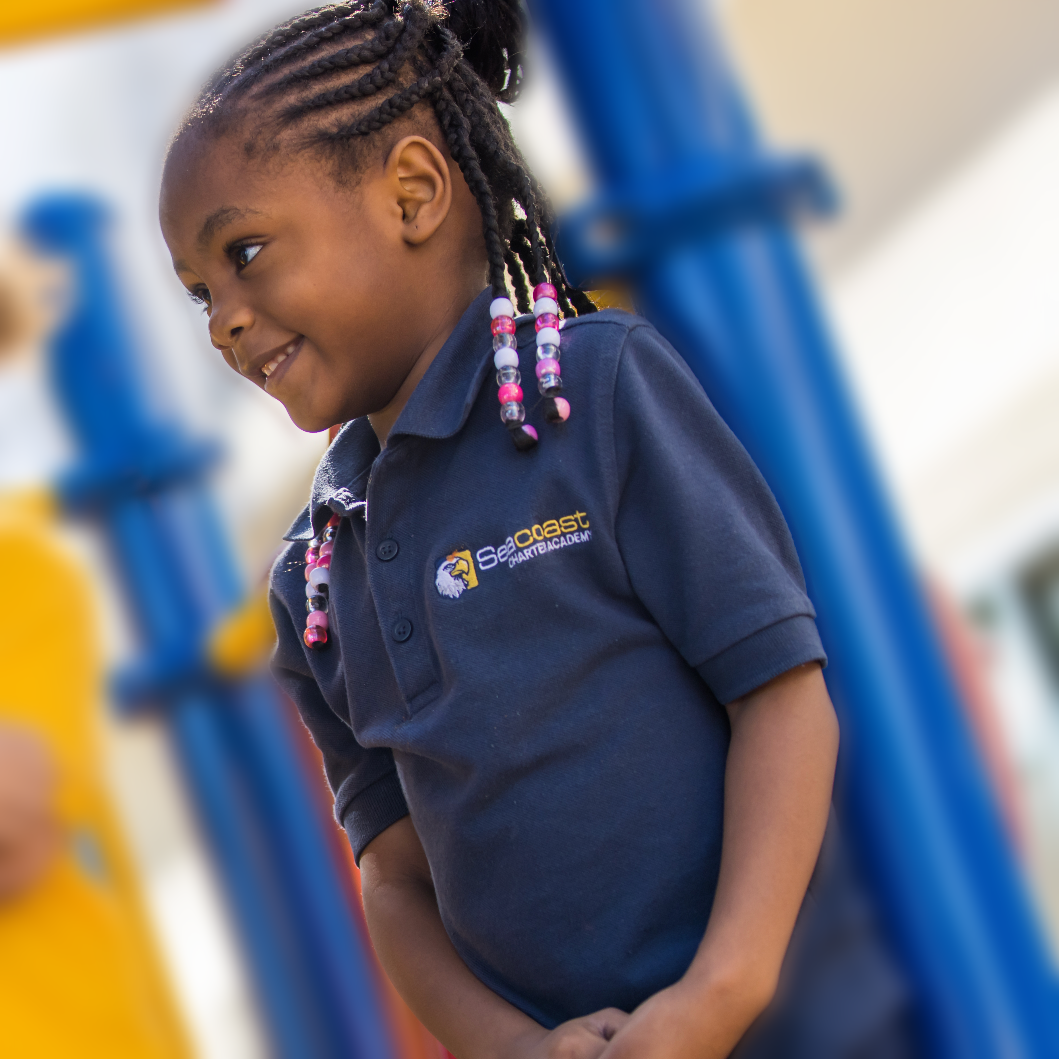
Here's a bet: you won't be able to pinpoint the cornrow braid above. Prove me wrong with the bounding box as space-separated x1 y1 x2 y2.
185 0 594 450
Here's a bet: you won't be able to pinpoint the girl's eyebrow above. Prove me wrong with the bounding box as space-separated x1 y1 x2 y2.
197 205 265 248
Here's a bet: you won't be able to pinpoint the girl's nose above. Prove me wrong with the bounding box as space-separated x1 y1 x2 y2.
208 298 255 369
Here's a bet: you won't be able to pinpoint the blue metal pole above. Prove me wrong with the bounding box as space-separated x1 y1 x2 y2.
22 194 395 1059
529 2 1059 1055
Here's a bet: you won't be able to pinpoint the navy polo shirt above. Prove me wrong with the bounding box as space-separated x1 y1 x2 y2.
269 289 835 1026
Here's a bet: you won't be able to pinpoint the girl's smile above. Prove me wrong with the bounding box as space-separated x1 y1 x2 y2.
259 336 303 391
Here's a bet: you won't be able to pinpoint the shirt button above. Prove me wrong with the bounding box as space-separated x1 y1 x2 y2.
376 538 399 561
392 618 413 643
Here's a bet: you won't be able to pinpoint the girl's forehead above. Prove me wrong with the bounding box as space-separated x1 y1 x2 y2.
162 133 277 239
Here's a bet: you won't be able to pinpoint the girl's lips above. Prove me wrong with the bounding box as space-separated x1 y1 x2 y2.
262 336 303 392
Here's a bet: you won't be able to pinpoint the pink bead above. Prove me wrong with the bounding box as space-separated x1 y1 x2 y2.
533 282 558 302
491 316 516 336
535 358 560 379
535 313 559 332
497 383 523 404
304 547 318 564
304 562 317 581
552 397 571 421
307 610 329 629
317 553 332 569
522 424 538 442
304 625 327 648
319 541 334 557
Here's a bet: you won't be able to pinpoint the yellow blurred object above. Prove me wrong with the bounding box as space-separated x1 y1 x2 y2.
0 0 214 46
587 287 636 312
0 489 191 1058
209 587 277 677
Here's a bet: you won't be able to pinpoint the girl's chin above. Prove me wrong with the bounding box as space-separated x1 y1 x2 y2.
285 402 339 434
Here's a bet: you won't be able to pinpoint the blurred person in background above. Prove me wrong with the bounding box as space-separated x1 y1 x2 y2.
0 231 191 1058
160 3 913 1058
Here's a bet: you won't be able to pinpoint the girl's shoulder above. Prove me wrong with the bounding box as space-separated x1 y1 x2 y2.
524 306 705 406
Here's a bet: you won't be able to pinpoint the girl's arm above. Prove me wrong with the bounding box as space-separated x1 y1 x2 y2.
360 816 628 1059
600 662 839 1059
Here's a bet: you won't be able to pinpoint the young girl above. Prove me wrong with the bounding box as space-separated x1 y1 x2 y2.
160 3 912 1056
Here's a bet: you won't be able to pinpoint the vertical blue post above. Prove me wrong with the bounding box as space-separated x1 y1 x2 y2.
22 195 395 1059
529 2 1059 1055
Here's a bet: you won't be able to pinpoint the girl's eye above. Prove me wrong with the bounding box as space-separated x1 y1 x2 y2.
235 244 263 269
187 287 211 311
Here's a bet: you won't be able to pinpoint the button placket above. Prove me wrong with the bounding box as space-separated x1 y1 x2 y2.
364 446 438 708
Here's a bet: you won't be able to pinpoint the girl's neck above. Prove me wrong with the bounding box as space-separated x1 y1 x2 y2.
367 279 486 447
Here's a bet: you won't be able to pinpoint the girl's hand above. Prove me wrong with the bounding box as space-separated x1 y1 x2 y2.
514 1008 629 1059
597 981 725 1059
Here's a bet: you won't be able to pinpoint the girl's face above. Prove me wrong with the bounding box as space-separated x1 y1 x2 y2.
159 129 485 434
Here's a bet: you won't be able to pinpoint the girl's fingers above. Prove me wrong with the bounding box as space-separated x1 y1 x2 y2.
583 1008 630 1041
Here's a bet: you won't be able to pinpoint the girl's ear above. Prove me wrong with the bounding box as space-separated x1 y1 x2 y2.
387 135 453 246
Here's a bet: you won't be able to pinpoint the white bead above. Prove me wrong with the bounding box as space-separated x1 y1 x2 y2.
533 297 559 318
535 327 561 347
309 566 330 588
305 580 319 598
490 297 515 319
494 347 519 369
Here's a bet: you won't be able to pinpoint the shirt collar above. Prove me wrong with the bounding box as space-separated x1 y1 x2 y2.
283 287 495 542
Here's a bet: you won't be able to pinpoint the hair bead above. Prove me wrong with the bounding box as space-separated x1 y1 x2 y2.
533 297 559 318
547 397 571 422
491 316 516 336
494 346 519 369
535 358 560 379
302 513 340 649
304 624 327 649
493 332 517 351
489 297 515 319
535 326 560 347
533 282 558 302
500 400 524 424
497 382 523 404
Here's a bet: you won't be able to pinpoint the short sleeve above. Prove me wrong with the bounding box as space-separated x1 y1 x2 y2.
269 584 409 861
612 323 825 704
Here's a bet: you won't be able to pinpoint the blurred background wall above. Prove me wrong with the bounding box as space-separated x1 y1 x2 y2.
2 0 1059 1054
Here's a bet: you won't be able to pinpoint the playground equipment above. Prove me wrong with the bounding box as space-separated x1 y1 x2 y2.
529 0 1059 1055
20 195 397 1059
0 488 191 1059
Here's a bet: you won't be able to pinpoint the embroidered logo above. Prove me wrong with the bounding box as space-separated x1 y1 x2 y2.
435 550 479 599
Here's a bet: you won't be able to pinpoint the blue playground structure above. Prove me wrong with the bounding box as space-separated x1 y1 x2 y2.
17 2 1059 1057
21 195 397 1059
531 0 1059 1056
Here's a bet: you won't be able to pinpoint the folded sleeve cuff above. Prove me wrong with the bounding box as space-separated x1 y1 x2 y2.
337 771 410 864
695 614 827 705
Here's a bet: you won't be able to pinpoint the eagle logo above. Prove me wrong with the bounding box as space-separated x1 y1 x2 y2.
435 550 479 599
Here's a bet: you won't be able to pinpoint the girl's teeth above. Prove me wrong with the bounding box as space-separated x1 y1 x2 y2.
262 351 288 377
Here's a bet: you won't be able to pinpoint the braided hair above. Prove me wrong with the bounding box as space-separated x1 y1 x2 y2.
180 0 595 327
